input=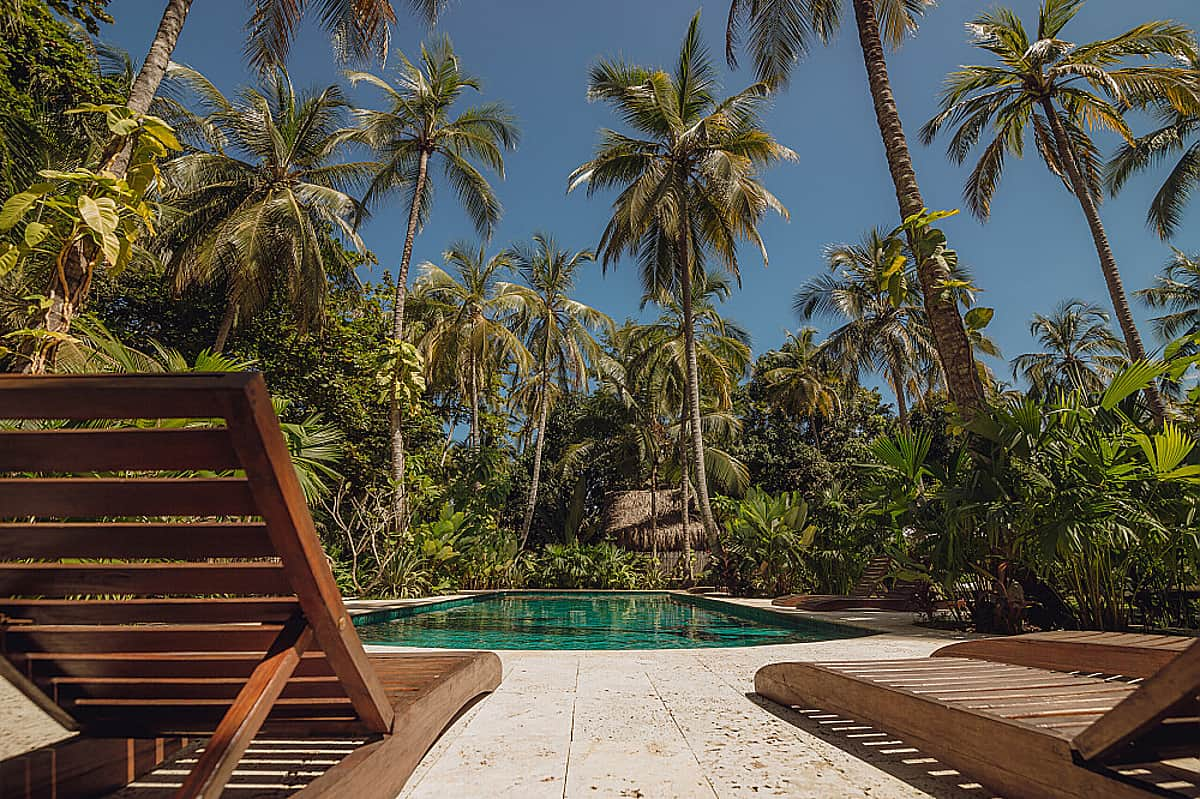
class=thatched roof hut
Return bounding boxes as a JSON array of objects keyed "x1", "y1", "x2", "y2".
[{"x1": 602, "y1": 489, "x2": 705, "y2": 552}]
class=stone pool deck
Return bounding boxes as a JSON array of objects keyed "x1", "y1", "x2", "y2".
[
  {"x1": 0, "y1": 597, "x2": 1000, "y2": 798},
  {"x1": 378, "y1": 597, "x2": 997, "y2": 799}
]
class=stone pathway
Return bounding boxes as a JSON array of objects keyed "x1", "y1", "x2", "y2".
[{"x1": 394, "y1": 610, "x2": 1002, "y2": 799}]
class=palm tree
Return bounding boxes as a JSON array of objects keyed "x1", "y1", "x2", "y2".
[
  {"x1": 920, "y1": 0, "x2": 1196, "y2": 421},
  {"x1": 1107, "y1": 54, "x2": 1200, "y2": 240},
  {"x1": 627, "y1": 271, "x2": 752, "y2": 547},
  {"x1": 561, "y1": 331, "x2": 673, "y2": 556},
  {"x1": 795, "y1": 228, "x2": 938, "y2": 429},
  {"x1": 30, "y1": 0, "x2": 435, "y2": 370},
  {"x1": 569, "y1": 13, "x2": 793, "y2": 540},
  {"x1": 759, "y1": 328, "x2": 842, "y2": 424},
  {"x1": 413, "y1": 242, "x2": 532, "y2": 455},
  {"x1": 348, "y1": 36, "x2": 518, "y2": 524},
  {"x1": 118, "y1": 0, "x2": 440, "y2": 171},
  {"x1": 1013, "y1": 300, "x2": 1127, "y2": 398},
  {"x1": 1137, "y1": 249, "x2": 1200, "y2": 342},
  {"x1": 724, "y1": 0, "x2": 986, "y2": 416},
  {"x1": 501, "y1": 234, "x2": 612, "y2": 550},
  {"x1": 245, "y1": 0, "x2": 448, "y2": 70},
  {"x1": 157, "y1": 68, "x2": 366, "y2": 352}
]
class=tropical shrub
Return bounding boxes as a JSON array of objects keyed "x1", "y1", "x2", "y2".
[
  {"x1": 709, "y1": 488, "x2": 816, "y2": 597},
  {"x1": 864, "y1": 358, "x2": 1200, "y2": 632},
  {"x1": 521, "y1": 541, "x2": 661, "y2": 590}
]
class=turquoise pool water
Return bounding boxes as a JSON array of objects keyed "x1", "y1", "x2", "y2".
[{"x1": 354, "y1": 592, "x2": 867, "y2": 650}]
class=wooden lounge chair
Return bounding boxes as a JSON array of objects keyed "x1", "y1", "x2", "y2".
[
  {"x1": 772, "y1": 555, "x2": 919, "y2": 611},
  {"x1": 756, "y1": 631, "x2": 1200, "y2": 798},
  {"x1": 0, "y1": 373, "x2": 501, "y2": 799}
]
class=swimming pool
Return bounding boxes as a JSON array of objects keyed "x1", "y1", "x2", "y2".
[{"x1": 353, "y1": 591, "x2": 869, "y2": 650}]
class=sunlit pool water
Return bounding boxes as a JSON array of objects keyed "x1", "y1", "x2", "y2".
[{"x1": 354, "y1": 591, "x2": 869, "y2": 650}]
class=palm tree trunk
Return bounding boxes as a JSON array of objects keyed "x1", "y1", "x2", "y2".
[
  {"x1": 108, "y1": 0, "x2": 194, "y2": 175},
  {"x1": 440, "y1": 415, "x2": 456, "y2": 467},
  {"x1": 469, "y1": 354, "x2": 481, "y2": 452},
  {"x1": 24, "y1": 244, "x2": 98, "y2": 373},
  {"x1": 889, "y1": 364, "x2": 909, "y2": 429},
  {"x1": 213, "y1": 297, "x2": 238, "y2": 353},
  {"x1": 852, "y1": 0, "x2": 984, "y2": 418},
  {"x1": 388, "y1": 148, "x2": 431, "y2": 527},
  {"x1": 519, "y1": 370, "x2": 551, "y2": 550},
  {"x1": 676, "y1": 234, "x2": 719, "y2": 543},
  {"x1": 650, "y1": 461, "x2": 659, "y2": 563},
  {"x1": 678, "y1": 414, "x2": 694, "y2": 584},
  {"x1": 1040, "y1": 99, "x2": 1166, "y2": 422},
  {"x1": 26, "y1": 0, "x2": 194, "y2": 372}
]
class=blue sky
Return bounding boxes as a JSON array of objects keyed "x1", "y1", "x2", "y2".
[{"x1": 106, "y1": 0, "x2": 1199, "y2": 397}]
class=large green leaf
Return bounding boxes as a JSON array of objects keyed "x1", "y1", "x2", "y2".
[
  {"x1": 0, "y1": 188, "x2": 47, "y2": 230},
  {"x1": 0, "y1": 243, "x2": 19, "y2": 277},
  {"x1": 77, "y1": 195, "x2": 119, "y2": 236},
  {"x1": 23, "y1": 221, "x2": 48, "y2": 248},
  {"x1": 964, "y1": 306, "x2": 995, "y2": 330},
  {"x1": 1100, "y1": 359, "x2": 1171, "y2": 410}
]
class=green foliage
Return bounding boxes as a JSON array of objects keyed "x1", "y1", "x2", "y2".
[
  {"x1": 709, "y1": 488, "x2": 815, "y2": 597},
  {"x1": 521, "y1": 541, "x2": 660, "y2": 590},
  {"x1": 0, "y1": 0, "x2": 120, "y2": 193},
  {"x1": 157, "y1": 67, "x2": 365, "y2": 348},
  {"x1": 864, "y1": 354, "x2": 1200, "y2": 632},
  {"x1": 376, "y1": 339, "x2": 426, "y2": 407},
  {"x1": 0, "y1": 104, "x2": 177, "y2": 275}
]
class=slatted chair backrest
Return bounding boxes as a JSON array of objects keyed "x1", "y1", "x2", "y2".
[
  {"x1": 1073, "y1": 635, "x2": 1200, "y2": 763},
  {"x1": 0, "y1": 373, "x2": 393, "y2": 737}
]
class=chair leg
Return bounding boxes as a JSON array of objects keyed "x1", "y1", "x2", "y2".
[{"x1": 174, "y1": 616, "x2": 313, "y2": 799}]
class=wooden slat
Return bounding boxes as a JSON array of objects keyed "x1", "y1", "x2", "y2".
[
  {"x1": 0, "y1": 523, "x2": 274, "y2": 560},
  {"x1": 755, "y1": 661, "x2": 1155, "y2": 799},
  {"x1": 933, "y1": 632, "x2": 1190, "y2": 679},
  {"x1": 0, "y1": 562, "x2": 291, "y2": 597},
  {"x1": 0, "y1": 651, "x2": 79, "y2": 732},
  {"x1": 224, "y1": 376, "x2": 394, "y2": 734},
  {"x1": 297, "y1": 652, "x2": 503, "y2": 799},
  {"x1": 78, "y1": 710, "x2": 366, "y2": 738},
  {"x1": 158, "y1": 616, "x2": 310, "y2": 798},
  {"x1": 4, "y1": 624, "x2": 289, "y2": 654},
  {"x1": 15, "y1": 651, "x2": 335, "y2": 680},
  {"x1": 0, "y1": 597, "x2": 299, "y2": 625},
  {"x1": 0, "y1": 373, "x2": 254, "y2": 419},
  {"x1": 75, "y1": 695, "x2": 351, "y2": 709},
  {"x1": 50, "y1": 675, "x2": 344, "y2": 702},
  {"x1": 0, "y1": 477, "x2": 257, "y2": 518},
  {"x1": 0, "y1": 428, "x2": 240, "y2": 473},
  {"x1": 1075, "y1": 638, "x2": 1200, "y2": 762},
  {"x1": 0, "y1": 735, "x2": 184, "y2": 799}
]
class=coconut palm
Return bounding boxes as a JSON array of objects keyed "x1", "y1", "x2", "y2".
[
  {"x1": 117, "y1": 0, "x2": 439, "y2": 170},
  {"x1": 561, "y1": 333, "x2": 674, "y2": 556},
  {"x1": 348, "y1": 35, "x2": 518, "y2": 524},
  {"x1": 795, "y1": 228, "x2": 938, "y2": 429},
  {"x1": 724, "y1": 0, "x2": 986, "y2": 417},
  {"x1": 1137, "y1": 249, "x2": 1200, "y2": 342},
  {"x1": 245, "y1": 0, "x2": 448, "y2": 70},
  {"x1": 1107, "y1": 54, "x2": 1200, "y2": 240},
  {"x1": 33, "y1": 0, "x2": 434, "y2": 369},
  {"x1": 412, "y1": 243, "x2": 532, "y2": 454},
  {"x1": 759, "y1": 328, "x2": 841, "y2": 423},
  {"x1": 1013, "y1": 299, "x2": 1127, "y2": 398},
  {"x1": 569, "y1": 12, "x2": 793, "y2": 540},
  {"x1": 920, "y1": 0, "x2": 1196, "y2": 421},
  {"x1": 626, "y1": 271, "x2": 753, "y2": 547},
  {"x1": 157, "y1": 68, "x2": 366, "y2": 352},
  {"x1": 501, "y1": 234, "x2": 613, "y2": 550}
]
